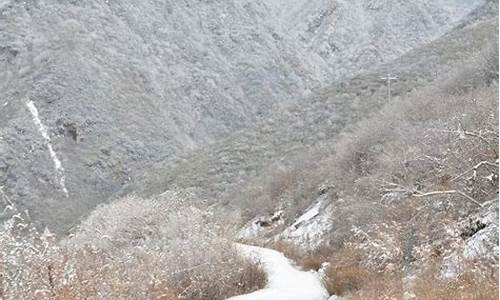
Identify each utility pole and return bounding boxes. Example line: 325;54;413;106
381;73;398;102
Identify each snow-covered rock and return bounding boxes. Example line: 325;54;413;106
441;199;499;278
280;195;334;250
238;210;285;240
462;199;499;259
292;199;323;229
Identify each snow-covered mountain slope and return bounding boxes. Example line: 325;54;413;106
268;0;483;78
0;0;327;230
131;15;497;205
0;0;487;231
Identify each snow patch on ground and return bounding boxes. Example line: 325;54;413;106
26;101;68;197
227;244;329;300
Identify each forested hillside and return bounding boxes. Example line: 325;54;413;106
0;0;497;299
0;0;483;230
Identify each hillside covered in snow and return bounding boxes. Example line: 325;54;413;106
0;0;498;299
0;0;486;231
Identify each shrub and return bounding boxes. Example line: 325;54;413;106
412;259;499;300
0;191;266;299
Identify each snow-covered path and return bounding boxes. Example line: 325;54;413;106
227;244;329;300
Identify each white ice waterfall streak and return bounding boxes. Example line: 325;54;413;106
26;100;69;197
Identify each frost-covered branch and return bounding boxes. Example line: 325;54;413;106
412;190;482;207
426;128;493;144
380;179;483;207
451;160;499;182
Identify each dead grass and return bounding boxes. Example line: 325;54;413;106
231;259;268;294
301;256;324;271
412;259;499;300
326;265;374;296
344;273;404;300
320;247;376;296
328;253;498;300
345;260;499;300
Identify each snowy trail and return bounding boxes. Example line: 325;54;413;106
227;244;329;300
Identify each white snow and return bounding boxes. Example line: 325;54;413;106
292;199;322;228
280;196;333;250
26;101;69;197
227;244;329;300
